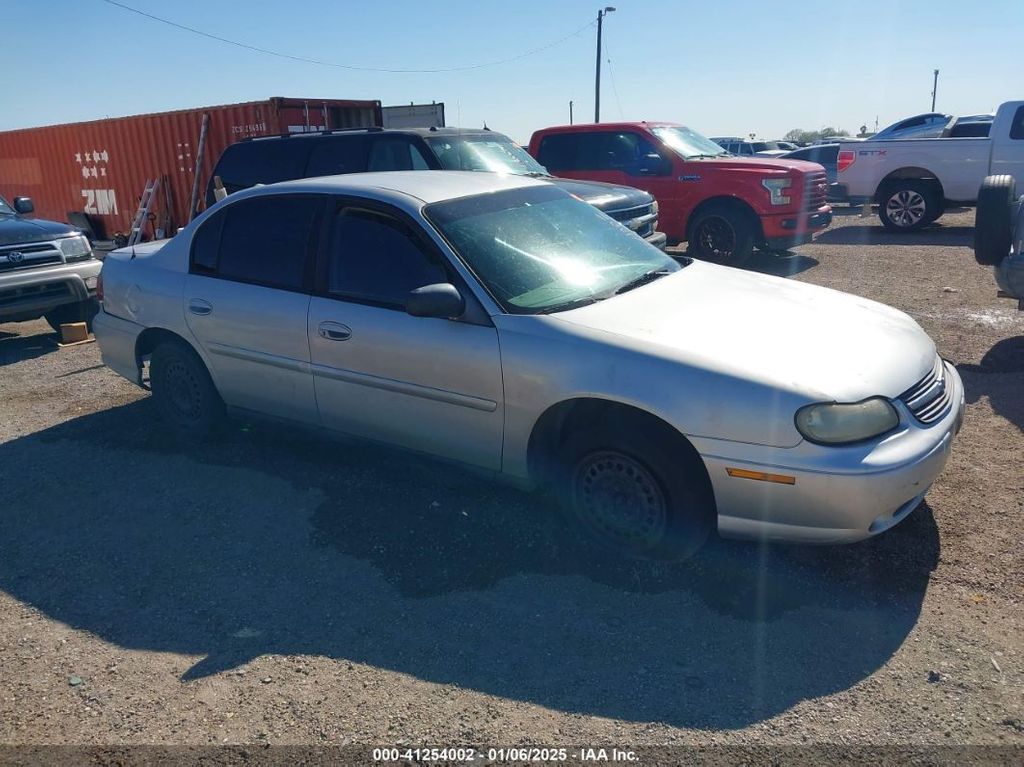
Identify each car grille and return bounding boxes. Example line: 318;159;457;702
0;242;63;273
606;203;657;238
802;172;828;211
899;357;953;425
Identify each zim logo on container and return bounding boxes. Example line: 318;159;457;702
81;189;118;216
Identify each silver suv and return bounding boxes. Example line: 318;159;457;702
0;194;101;330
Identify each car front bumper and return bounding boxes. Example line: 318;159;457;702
0;260;101;321
693;363;965;544
761;206;833;250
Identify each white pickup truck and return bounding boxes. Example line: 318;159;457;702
836;100;1024;231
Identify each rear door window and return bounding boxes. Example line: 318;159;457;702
194;195;322;292
213;140;311;194
306;137;369;177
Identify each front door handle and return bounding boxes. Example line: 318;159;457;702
188;299;213;316
318;321;352;341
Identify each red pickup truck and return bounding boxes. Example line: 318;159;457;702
528;122;832;263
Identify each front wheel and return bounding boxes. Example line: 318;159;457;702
44;299;98;333
687;204;756;265
557;425;714;560
878;181;940;231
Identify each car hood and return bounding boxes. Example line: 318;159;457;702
698;156;825;175
542;177;654;210
0;215;78;246
552;262;935;402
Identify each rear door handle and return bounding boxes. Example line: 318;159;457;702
188;299;213;316
318;321;352;341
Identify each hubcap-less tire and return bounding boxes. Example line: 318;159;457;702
557;422;715;560
44;299;98;333
974;174;1017;266
150;341;224;439
572;450;669;553
878;182;938;232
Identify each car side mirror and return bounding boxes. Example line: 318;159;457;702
632;154;671;177
13;196;34;214
406;283;465;319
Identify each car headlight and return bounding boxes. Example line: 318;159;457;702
761;178;793;206
795;397;900;445
651;200;659;215
58;235;92;259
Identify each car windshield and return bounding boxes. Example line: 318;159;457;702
651;126;729;159
425;185;681;314
0;196;14;215
426;135;549;176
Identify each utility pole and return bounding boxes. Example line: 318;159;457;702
595;7;615;123
931;69;939;111
569;100;574;125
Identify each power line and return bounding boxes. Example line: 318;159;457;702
602;38;625;120
98;0;596;74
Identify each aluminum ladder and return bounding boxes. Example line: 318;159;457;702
128;178;160;246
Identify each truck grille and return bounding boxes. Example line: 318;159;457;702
606;203;657;238
899;357;953;425
0;242;63;273
802;172;828;211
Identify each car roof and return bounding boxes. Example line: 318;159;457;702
244;170;547;205
240;126;505;143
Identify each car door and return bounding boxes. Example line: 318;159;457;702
184;193;323;425
307;200;504;470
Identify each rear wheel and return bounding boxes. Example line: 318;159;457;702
44;298;98;333
150;340;224;440
974;175;1016;266
557;423;714;560
687;203;756;265
878;180;940;231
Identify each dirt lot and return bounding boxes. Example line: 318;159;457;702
0;209;1021;757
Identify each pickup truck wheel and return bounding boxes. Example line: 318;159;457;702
150;340;224;440
557;425;713;560
974;175;1016;266
878;181;938;231
44;299;98;333
688;205;755;264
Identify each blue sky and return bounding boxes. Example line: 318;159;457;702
2;0;1021;143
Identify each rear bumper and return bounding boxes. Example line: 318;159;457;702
0;260;101;321
93;308;145;384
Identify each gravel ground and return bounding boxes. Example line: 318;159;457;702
0;209;1021;759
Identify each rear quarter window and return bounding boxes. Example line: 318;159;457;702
306;137;369;177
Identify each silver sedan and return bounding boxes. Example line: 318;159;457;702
94;171;964;558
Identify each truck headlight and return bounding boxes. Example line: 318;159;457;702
58;235;92;260
795;397;899;445
761;178;793;206
651;200;659;215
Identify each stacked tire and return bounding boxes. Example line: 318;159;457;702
974;175;1017;266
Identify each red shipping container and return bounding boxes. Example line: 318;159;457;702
0;97;382;239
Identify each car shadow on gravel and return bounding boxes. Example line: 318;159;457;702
813;224;974;247
0;327;58;367
0;401;940;729
957;335;1024;430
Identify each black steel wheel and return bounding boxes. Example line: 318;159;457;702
556;420;714;560
150;340;224;439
